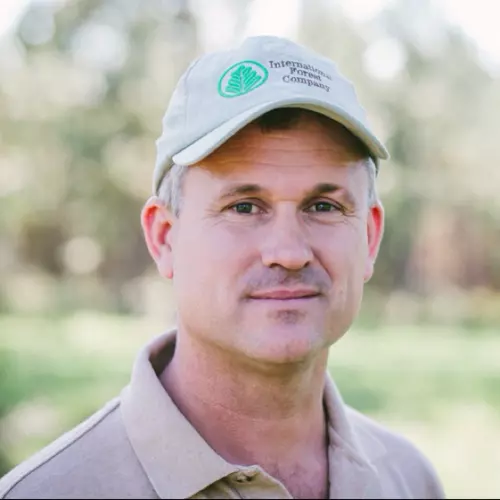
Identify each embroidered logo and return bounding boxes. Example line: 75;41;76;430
218;60;268;98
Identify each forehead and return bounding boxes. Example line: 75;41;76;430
187;113;368;196
213;113;367;160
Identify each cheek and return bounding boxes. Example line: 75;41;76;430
172;221;254;291
314;223;367;280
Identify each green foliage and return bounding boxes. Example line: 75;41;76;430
0;352;16;476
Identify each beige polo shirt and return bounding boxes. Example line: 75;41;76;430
0;331;445;499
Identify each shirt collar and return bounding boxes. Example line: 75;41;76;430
323;376;387;498
121;330;387;499
121;331;239;499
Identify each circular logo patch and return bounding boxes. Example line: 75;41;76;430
218;60;268;98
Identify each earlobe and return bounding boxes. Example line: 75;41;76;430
141;197;175;279
364;261;374;283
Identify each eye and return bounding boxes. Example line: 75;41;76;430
229;202;262;215
307;201;340;213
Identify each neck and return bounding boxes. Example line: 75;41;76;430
160;329;330;467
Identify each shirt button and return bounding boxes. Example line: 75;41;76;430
233;468;258;483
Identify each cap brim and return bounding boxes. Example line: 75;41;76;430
172;97;389;168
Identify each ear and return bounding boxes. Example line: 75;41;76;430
141;196;176;279
364;201;384;282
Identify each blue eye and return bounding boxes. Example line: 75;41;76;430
308;202;337;212
230;202;260;214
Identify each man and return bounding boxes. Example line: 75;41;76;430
0;36;444;499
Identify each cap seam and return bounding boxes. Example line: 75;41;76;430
183;56;203;142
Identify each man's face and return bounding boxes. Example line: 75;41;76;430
143;115;384;365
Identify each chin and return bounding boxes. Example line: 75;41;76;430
240;323;328;365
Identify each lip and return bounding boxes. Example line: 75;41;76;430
248;288;320;300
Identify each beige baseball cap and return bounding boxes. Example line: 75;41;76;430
153;35;389;194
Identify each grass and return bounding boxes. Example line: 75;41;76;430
0;313;499;497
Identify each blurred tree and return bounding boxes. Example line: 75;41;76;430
0;0;201;312
0;0;498;324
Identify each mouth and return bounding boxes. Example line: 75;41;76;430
248;288;321;300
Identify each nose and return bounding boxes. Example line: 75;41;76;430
260;209;313;270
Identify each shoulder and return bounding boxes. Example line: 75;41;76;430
0;398;155;499
345;406;445;498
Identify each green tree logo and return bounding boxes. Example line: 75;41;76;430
218;60;268;98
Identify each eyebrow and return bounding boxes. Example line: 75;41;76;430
219;183;266;201
306;183;343;199
218;182;354;204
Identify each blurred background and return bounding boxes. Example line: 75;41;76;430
0;0;499;496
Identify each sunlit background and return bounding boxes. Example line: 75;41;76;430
1;0;499;497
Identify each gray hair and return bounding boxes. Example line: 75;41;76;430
157;163;188;217
157;159;378;216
